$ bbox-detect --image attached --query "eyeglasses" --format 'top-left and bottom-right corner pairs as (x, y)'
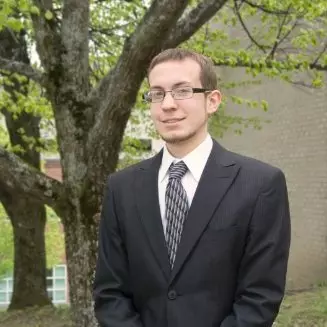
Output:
(143, 86), (211, 103)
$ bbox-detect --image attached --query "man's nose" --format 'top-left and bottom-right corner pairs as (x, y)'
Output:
(161, 92), (177, 110)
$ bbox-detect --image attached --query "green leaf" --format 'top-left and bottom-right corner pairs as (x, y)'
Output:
(261, 100), (269, 112)
(312, 73), (323, 88)
(44, 10), (53, 20)
(29, 5), (40, 15)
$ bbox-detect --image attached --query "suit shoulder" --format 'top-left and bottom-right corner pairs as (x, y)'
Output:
(225, 151), (287, 195)
(227, 150), (284, 178)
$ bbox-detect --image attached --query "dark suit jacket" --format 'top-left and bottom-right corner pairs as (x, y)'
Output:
(93, 140), (291, 327)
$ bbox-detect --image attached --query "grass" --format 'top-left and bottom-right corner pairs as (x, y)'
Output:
(275, 286), (327, 326)
(0, 287), (326, 327)
(0, 305), (72, 327)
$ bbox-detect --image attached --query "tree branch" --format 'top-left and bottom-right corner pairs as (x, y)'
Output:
(0, 57), (45, 85)
(88, 0), (189, 105)
(290, 80), (318, 89)
(163, 0), (229, 48)
(242, 0), (292, 15)
(312, 42), (327, 66)
(61, 0), (90, 97)
(267, 6), (292, 59)
(274, 21), (298, 52)
(30, 0), (61, 77)
(214, 58), (327, 71)
(90, 22), (136, 37)
(0, 146), (66, 214)
(234, 0), (269, 53)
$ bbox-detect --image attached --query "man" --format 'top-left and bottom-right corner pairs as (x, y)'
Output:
(93, 48), (291, 327)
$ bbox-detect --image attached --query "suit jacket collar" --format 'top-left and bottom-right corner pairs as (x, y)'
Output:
(134, 139), (240, 283)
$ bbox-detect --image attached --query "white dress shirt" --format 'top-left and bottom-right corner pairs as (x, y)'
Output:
(158, 134), (213, 235)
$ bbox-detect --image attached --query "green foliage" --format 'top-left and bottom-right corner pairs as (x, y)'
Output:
(0, 204), (65, 278)
(44, 10), (53, 21)
(45, 207), (65, 269)
(0, 205), (13, 278)
(89, 0), (148, 83)
(0, 75), (56, 154)
(209, 97), (270, 138)
(0, 118), (10, 146)
(0, 0), (37, 31)
(183, 0), (327, 86)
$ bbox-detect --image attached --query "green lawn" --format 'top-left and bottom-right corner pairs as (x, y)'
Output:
(0, 287), (326, 327)
(0, 305), (72, 327)
(275, 286), (327, 326)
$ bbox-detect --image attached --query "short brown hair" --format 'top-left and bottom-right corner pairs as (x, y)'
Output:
(147, 48), (218, 90)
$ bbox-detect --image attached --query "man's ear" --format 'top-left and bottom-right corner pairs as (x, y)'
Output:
(207, 90), (222, 115)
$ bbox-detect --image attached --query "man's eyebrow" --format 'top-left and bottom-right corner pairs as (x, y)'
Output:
(173, 81), (192, 88)
(150, 81), (191, 90)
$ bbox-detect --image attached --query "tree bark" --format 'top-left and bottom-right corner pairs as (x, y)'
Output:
(63, 205), (99, 327)
(0, 187), (51, 309)
(0, 27), (51, 309)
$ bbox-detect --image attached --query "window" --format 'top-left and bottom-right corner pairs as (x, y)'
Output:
(0, 277), (12, 306)
(0, 264), (68, 307)
(47, 265), (68, 304)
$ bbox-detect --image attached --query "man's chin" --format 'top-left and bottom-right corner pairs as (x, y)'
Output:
(161, 132), (193, 144)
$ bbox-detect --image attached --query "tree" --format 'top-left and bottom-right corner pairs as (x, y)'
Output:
(0, 0), (326, 326)
(0, 204), (64, 280)
(0, 25), (54, 309)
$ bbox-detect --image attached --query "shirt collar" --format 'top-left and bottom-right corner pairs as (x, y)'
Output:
(159, 134), (213, 183)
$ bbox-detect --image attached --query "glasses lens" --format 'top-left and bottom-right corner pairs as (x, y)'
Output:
(173, 87), (192, 100)
(149, 90), (164, 103)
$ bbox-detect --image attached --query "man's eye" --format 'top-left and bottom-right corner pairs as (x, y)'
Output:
(152, 91), (163, 98)
(176, 88), (190, 94)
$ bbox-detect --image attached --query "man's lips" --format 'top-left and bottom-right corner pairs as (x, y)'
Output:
(162, 118), (185, 123)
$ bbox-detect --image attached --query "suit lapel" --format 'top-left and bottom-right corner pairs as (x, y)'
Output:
(170, 141), (240, 282)
(134, 151), (171, 281)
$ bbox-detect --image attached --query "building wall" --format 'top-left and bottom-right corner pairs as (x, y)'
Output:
(44, 158), (62, 181)
(217, 67), (327, 289)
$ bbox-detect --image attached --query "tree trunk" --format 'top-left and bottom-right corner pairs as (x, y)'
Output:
(0, 27), (51, 309)
(0, 187), (51, 309)
(63, 205), (99, 327)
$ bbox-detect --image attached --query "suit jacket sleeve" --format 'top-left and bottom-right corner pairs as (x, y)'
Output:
(93, 175), (143, 327)
(220, 169), (291, 327)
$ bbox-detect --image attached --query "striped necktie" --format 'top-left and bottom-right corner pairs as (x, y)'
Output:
(165, 161), (189, 268)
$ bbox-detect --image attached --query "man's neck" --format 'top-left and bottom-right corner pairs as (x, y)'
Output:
(166, 133), (208, 159)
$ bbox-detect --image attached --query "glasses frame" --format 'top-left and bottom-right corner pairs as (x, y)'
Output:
(143, 87), (212, 103)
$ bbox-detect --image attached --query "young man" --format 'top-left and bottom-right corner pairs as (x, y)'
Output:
(93, 48), (291, 327)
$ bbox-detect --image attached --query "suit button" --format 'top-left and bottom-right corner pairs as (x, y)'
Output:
(167, 290), (177, 300)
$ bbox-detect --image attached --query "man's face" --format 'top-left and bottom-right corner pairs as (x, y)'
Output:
(148, 59), (221, 145)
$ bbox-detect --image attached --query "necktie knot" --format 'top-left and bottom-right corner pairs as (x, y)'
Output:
(169, 161), (188, 181)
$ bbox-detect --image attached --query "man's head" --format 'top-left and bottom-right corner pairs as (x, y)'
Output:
(148, 48), (219, 90)
(146, 48), (221, 151)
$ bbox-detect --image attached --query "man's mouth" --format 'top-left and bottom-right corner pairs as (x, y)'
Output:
(162, 118), (184, 124)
